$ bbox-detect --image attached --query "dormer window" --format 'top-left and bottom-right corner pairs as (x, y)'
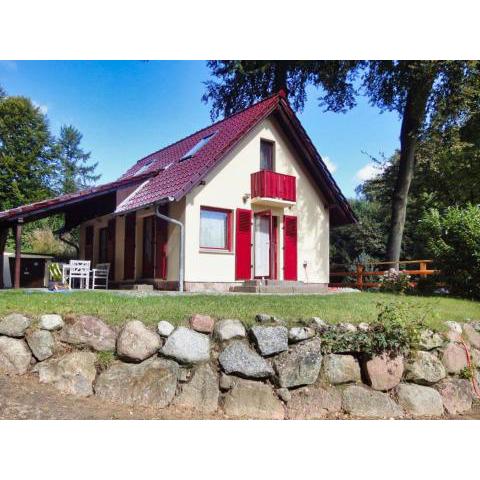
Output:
(260, 139), (274, 171)
(181, 131), (217, 160)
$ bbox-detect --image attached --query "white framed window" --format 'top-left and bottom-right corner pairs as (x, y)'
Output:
(199, 206), (232, 250)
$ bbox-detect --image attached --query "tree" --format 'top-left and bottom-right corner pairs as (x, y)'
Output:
(357, 113), (480, 261)
(361, 61), (480, 262)
(55, 125), (99, 194)
(0, 93), (96, 260)
(0, 95), (56, 211)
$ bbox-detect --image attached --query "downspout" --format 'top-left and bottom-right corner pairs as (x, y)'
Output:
(155, 202), (184, 292)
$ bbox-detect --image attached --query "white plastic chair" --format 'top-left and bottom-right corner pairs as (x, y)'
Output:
(68, 260), (91, 289)
(91, 263), (110, 289)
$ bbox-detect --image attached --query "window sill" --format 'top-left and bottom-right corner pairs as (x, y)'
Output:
(199, 248), (234, 255)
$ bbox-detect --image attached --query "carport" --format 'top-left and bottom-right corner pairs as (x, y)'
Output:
(0, 171), (155, 289)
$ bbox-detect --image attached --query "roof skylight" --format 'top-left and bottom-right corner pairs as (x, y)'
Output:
(181, 132), (216, 160)
(134, 160), (153, 176)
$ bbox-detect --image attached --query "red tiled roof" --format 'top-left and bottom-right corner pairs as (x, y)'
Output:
(115, 93), (280, 213)
(0, 92), (356, 226)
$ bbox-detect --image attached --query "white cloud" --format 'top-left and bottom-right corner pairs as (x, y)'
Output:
(32, 101), (48, 115)
(355, 163), (383, 182)
(322, 155), (337, 173)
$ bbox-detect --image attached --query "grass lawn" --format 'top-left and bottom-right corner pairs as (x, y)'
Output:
(0, 290), (479, 329)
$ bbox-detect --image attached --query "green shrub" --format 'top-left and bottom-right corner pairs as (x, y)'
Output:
(370, 301), (425, 354)
(419, 205), (480, 299)
(321, 301), (427, 357)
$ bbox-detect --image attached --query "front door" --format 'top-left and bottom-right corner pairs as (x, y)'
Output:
(254, 214), (271, 278)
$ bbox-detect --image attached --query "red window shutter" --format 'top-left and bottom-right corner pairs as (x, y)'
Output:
(123, 213), (136, 279)
(283, 215), (297, 281)
(235, 209), (252, 280)
(84, 225), (94, 262)
(107, 218), (116, 280)
(155, 214), (168, 280)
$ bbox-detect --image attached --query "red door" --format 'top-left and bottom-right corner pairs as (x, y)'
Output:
(155, 213), (168, 280)
(142, 216), (155, 278)
(283, 215), (297, 281)
(124, 213), (136, 279)
(235, 209), (252, 280)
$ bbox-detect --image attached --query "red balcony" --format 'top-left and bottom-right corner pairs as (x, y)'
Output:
(250, 170), (296, 206)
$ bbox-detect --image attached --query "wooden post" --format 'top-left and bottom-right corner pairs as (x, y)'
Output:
(14, 219), (23, 289)
(419, 261), (427, 278)
(356, 263), (364, 290)
(0, 227), (8, 289)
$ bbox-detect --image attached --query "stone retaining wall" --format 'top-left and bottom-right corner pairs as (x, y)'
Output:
(1, 311), (479, 419)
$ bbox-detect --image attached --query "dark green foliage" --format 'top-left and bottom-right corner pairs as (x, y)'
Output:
(203, 60), (361, 119)
(361, 61), (480, 262)
(330, 198), (386, 265)
(419, 205), (480, 299)
(54, 125), (99, 194)
(343, 117), (480, 264)
(0, 95), (56, 211)
(0, 88), (98, 256)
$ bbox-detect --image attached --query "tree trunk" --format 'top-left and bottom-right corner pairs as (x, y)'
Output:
(273, 62), (288, 95)
(386, 76), (434, 264)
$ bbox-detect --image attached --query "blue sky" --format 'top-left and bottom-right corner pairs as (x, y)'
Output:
(0, 60), (401, 197)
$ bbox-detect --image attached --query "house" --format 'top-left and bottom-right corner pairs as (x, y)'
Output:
(0, 91), (356, 292)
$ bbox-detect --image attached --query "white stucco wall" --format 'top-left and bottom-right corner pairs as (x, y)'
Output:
(184, 116), (330, 284)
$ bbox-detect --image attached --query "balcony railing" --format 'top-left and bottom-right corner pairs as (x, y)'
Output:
(251, 170), (296, 203)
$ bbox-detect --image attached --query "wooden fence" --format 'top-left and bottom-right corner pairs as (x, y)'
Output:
(329, 260), (438, 290)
